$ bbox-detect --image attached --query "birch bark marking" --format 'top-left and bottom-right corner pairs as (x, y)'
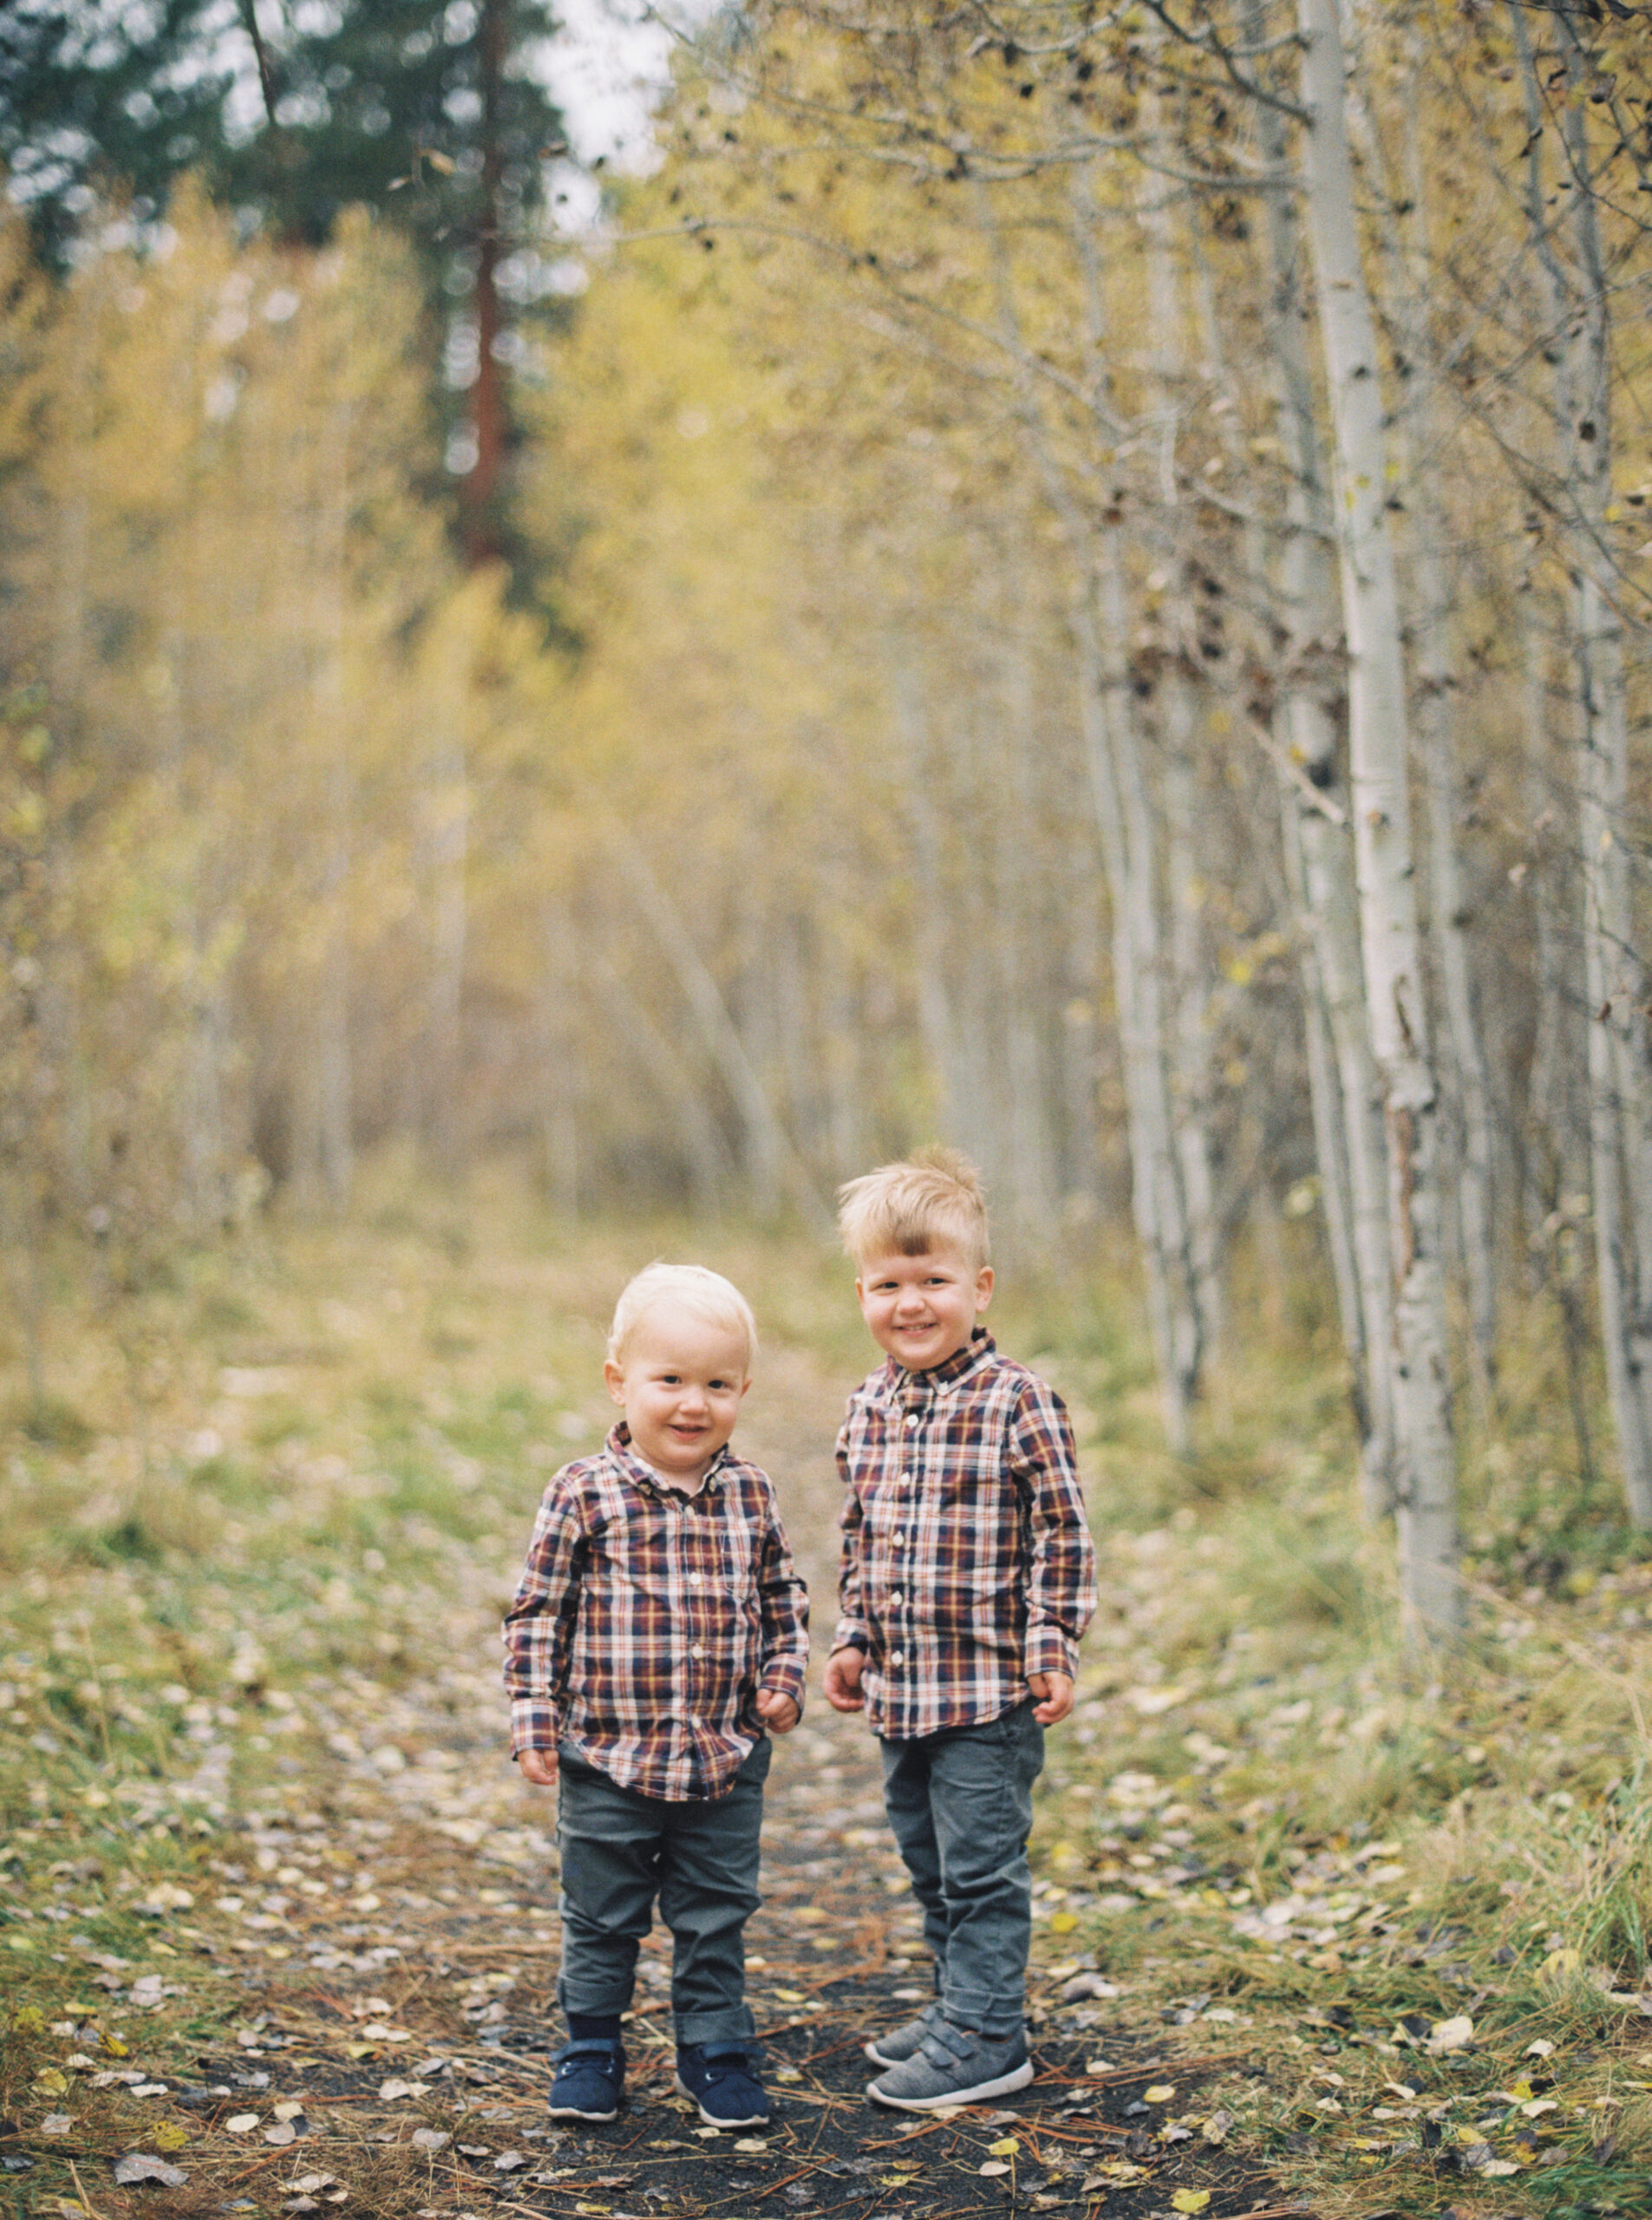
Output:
(1250, 0), (1393, 1512)
(1296, 0), (1458, 1637)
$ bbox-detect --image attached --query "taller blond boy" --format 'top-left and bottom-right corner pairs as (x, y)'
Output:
(824, 1150), (1096, 2112)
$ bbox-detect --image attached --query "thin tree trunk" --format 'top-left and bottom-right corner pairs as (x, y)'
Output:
(1512, 3), (1652, 1525)
(1249, 0), (1394, 1511)
(537, 891), (582, 1217)
(1297, 0), (1459, 1638)
(604, 825), (828, 1234)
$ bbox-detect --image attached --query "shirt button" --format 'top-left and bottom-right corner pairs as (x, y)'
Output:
(891, 1590), (903, 1606)
(894, 1532), (904, 1546)
(898, 1472), (911, 1486)
(904, 1414), (918, 1429)
(890, 1649), (904, 1665)
(689, 1572), (702, 1585)
(688, 1714), (701, 1727)
(691, 1643), (704, 1658)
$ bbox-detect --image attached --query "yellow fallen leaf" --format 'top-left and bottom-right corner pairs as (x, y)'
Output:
(13, 2008), (45, 2033)
(988, 2138), (1020, 2156)
(35, 2069), (69, 2095)
(1540, 1948), (1583, 1984)
(103, 2034), (129, 2056)
(1048, 1911), (1079, 1933)
(1172, 2193), (1211, 2214)
(1144, 2084), (1177, 2103)
(152, 2123), (190, 2151)
(771, 1988), (806, 2004)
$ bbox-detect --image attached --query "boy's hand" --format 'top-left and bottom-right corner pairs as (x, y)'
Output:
(516, 1748), (558, 1787)
(823, 1645), (867, 1713)
(756, 1688), (800, 1734)
(1027, 1670), (1074, 1725)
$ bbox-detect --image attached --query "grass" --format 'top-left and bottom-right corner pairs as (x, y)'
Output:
(1, 1160), (1649, 2218)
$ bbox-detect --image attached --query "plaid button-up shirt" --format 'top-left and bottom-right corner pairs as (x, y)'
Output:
(833, 1330), (1095, 1740)
(504, 1425), (809, 1802)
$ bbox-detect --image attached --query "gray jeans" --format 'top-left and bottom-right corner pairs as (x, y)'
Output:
(878, 1701), (1045, 2039)
(555, 1737), (769, 2048)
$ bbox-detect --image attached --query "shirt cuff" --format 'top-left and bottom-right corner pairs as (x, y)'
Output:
(1025, 1627), (1079, 1681)
(831, 1620), (870, 1654)
(510, 1696), (561, 1758)
(760, 1655), (808, 1714)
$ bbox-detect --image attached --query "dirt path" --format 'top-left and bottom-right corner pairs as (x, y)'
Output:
(56, 1343), (1289, 2220)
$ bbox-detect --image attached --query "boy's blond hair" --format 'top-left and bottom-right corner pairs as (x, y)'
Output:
(606, 1263), (759, 1375)
(836, 1147), (990, 1274)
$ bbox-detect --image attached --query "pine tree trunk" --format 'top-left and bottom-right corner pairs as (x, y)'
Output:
(1297, 0), (1459, 1636)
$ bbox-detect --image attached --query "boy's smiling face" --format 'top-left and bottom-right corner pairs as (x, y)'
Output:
(855, 1244), (993, 1374)
(603, 1298), (751, 1488)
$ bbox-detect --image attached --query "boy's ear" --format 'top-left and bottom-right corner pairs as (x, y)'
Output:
(974, 1265), (995, 1312)
(602, 1358), (627, 1405)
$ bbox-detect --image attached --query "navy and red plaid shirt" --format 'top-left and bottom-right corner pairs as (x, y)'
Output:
(833, 1329), (1096, 1740)
(504, 1424), (809, 1802)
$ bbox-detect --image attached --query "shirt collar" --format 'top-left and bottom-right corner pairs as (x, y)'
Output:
(605, 1421), (730, 1498)
(884, 1326), (995, 1406)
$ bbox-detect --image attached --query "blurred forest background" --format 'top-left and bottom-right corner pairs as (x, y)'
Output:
(2, 0), (1652, 1648)
(6, 11), (1652, 2214)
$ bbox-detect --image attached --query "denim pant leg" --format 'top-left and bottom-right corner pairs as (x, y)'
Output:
(555, 1752), (662, 2022)
(880, 1703), (1044, 2039)
(879, 1737), (952, 1984)
(656, 1737), (769, 2048)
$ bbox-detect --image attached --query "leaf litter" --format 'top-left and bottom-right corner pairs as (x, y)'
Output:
(5, 1209), (1652, 2216)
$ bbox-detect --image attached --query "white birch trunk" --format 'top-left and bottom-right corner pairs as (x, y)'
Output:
(1250, 3), (1395, 1511)
(1297, 0), (1459, 1636)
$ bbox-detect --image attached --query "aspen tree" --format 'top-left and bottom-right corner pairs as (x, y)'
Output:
(1296, 0), (1459, 1636)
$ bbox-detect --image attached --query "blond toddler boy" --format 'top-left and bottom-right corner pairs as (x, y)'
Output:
(504, 1264), (808, 2128)
(824, 1151), (1096, 2111)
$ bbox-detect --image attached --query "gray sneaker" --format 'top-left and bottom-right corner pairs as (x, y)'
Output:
(866, 2021), (1033, 2112)
(864, 2000), (944, 2068)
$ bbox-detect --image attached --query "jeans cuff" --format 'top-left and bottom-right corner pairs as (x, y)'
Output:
(941, 1985), (1024, 2036)
(676, 2005), (756, 2049)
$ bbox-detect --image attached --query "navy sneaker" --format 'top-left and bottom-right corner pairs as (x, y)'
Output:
(547, 2037), (624, 2121)
(673, 2044), (770, 2129)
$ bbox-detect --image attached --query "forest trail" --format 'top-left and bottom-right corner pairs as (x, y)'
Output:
(5, 1336), (1288, 2220)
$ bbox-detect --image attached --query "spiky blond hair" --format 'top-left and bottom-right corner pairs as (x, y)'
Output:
(606, 1263), (758, 1375)
(835, 1146), (990, 1274)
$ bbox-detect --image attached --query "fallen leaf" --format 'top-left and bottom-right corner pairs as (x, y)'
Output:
(1525, 2040), (1554, 2058)
(1201, 2110), (1234, 2145)
(493, 2153), (526, 2172)
(733, 2138), (768, 2154)
(987, 2138), (1020, 2156)
(35, 2068), (69, 2096)
(979, 2161), (1011, 2178)
(283, 2177), (337, 2196)
(272, 2101), (304, 2123)
(379, 2079), (428, 2101)
(410, 2130), (450, 2152)
(1539, 1948), (1582, 1985)
(113, 2154), (189, 2187)
(225, 2113), (260, 2133)
(1427, 2016), (1474, 2054)
(152, 2123), (190, 2151)
(1048, 1911), (1080, 1933)
(1172, 2192), (1211, 2214)
(1144, 2084), (1177, 2103)
(264, 2120), (298, 2146)
(773, 2067), (802, 2084)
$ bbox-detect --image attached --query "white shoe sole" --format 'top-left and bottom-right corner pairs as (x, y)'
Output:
(546, 2099), (619, 2122)
(867, 2056), (1034, 2112)
(671, 2072), (769, 2129)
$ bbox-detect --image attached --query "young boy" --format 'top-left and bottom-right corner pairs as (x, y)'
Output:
(823, 1151), (1096, 2112)
(505, 1263), (808, 2129)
